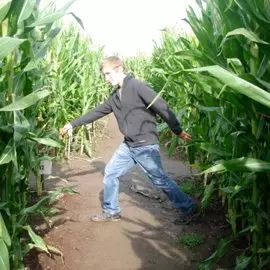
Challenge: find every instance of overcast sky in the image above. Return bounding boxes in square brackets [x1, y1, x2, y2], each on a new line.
[55, 0, 196, 56]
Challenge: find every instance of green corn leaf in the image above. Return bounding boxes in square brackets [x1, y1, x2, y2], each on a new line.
[146, 90, 164, 109]
[174, 50, 203, 60]
[186, 65, 270, 108]
[199, 238, 231, 269]
[0, 0, 12, 23]
[24, 28, 61, 71]
[0, 89, 50, 111]
[0, 239, 9, 270]
[195, 105, 221, 112]
[54, 186, 80, 195]
[0, 203, 7, 211]
[28, 12, 66, 27]
[258, 247, 270, 254]
[23, 225, 48, 253]
[221, 28, 269, 47]
[168, 136, 179, 157]
[0, 213, 10, 247]
[188, 144, 196, 164]
[70, 12, 85, 30]
[83, 139, 92, 157]
[256, 77, 270, 91]
[17, 0, 36, 24]
[47, 245, 63, 256]
[20, 196, 50, 216]
[59, 0, 76, 12]
[28, 0, 76, 28]
[0, 139, 14, 165]
[256, 55, 269, 78]
[202, 179, 215, 208]
[220, 185, 242, 195]
[30, 137, 62, 148]
[23, 59, 40, 72]
[0, 37, 26, 60]
[157, 122, 168, 132]
[235, 255, 252, 270]
[201, 157, 270, 174]
[199, 143, 232, 157]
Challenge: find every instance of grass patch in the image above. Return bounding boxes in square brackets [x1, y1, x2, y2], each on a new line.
[179, 180, 203, 197]
[176, 233, 205, 249]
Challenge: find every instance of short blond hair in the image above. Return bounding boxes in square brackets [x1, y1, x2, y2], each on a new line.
[100, 56, 125, 72]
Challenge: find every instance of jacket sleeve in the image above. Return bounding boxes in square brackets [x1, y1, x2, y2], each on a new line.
[70, 98, 112, 128]
[137, 82, 182, 135]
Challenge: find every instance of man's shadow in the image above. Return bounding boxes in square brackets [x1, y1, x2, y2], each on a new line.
[91, 161, 106, 208]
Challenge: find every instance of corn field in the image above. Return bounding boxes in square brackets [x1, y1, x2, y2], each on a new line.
[149, 0, 270, 268]
[1, 0, 270, 269]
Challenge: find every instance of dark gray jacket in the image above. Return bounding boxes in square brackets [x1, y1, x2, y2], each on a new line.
[71, 74, 182, 147]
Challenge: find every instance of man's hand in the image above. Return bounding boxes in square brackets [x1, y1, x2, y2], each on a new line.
[60, 123, 73, 137]
[178, 131, 192, 142]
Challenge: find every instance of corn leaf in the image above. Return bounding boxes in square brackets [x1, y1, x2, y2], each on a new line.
[47, 245, 63, 256]
[221, 28, 269, 47]
[0, 37, 26, 60]
[17, 0, 36, 24]
[201, 157, 270, 174]
[199, 238, 231, 268]
[30, 137, 62, 148]
[23, 225, 48, 253]
[187, 66, 270, 108]
[20, 196, 50, 216]
[0, 0, 11, 23]
[70, 12, 85, 30]
[235, 255, 252, 270]
[58, 0, 76, 13]
[0, 139, 14, 165]
[0, 89, 50, 111]
[28, 12, 66, 27]
[0, 239, 9, 270]
[199, 143, 232, 157]
[202, 179, 215, 208]
[0, 213, 11, 247]
[174, 50, 203, 60]
[146, 90, 164, 109]
[28, 0, 76, 27]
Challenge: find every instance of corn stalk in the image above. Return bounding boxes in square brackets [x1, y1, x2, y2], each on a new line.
[0, 1, 80, 269]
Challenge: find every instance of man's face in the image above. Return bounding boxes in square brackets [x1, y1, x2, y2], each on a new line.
[102, 65, 122, 86]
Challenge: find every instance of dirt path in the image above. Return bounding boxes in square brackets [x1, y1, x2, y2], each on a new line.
[29, 115, 223, 270]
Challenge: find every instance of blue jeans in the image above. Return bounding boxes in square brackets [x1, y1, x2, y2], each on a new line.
[103, 143, 194, 215]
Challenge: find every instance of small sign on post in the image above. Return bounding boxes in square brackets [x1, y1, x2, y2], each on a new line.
[40, 160, 52, 175]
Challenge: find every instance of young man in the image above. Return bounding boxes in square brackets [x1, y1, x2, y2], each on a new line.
[60, 56, 199, 225]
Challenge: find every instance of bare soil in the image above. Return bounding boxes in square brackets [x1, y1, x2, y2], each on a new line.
[25, 115, 235, 270]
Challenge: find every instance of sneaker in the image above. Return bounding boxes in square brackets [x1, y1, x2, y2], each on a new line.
[91, 211, 122, 222]
[174, 205, 200, 225]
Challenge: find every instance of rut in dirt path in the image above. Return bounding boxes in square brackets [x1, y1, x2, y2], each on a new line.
[36, 115, 200, 270]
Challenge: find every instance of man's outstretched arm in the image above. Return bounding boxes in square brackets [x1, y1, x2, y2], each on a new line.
[60, 98, 112, 136]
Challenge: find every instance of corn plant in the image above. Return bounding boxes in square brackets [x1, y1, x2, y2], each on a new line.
[0, 1, 81, 269]
[38, 24, 109, 158]
[124, 54, 152, 81]
[149, 0, 270, 268]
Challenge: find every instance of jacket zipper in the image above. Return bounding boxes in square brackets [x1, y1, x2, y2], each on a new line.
[116, 89, 128, 137]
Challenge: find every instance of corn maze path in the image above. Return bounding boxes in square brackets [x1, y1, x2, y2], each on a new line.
[31, 115, 225, 270]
